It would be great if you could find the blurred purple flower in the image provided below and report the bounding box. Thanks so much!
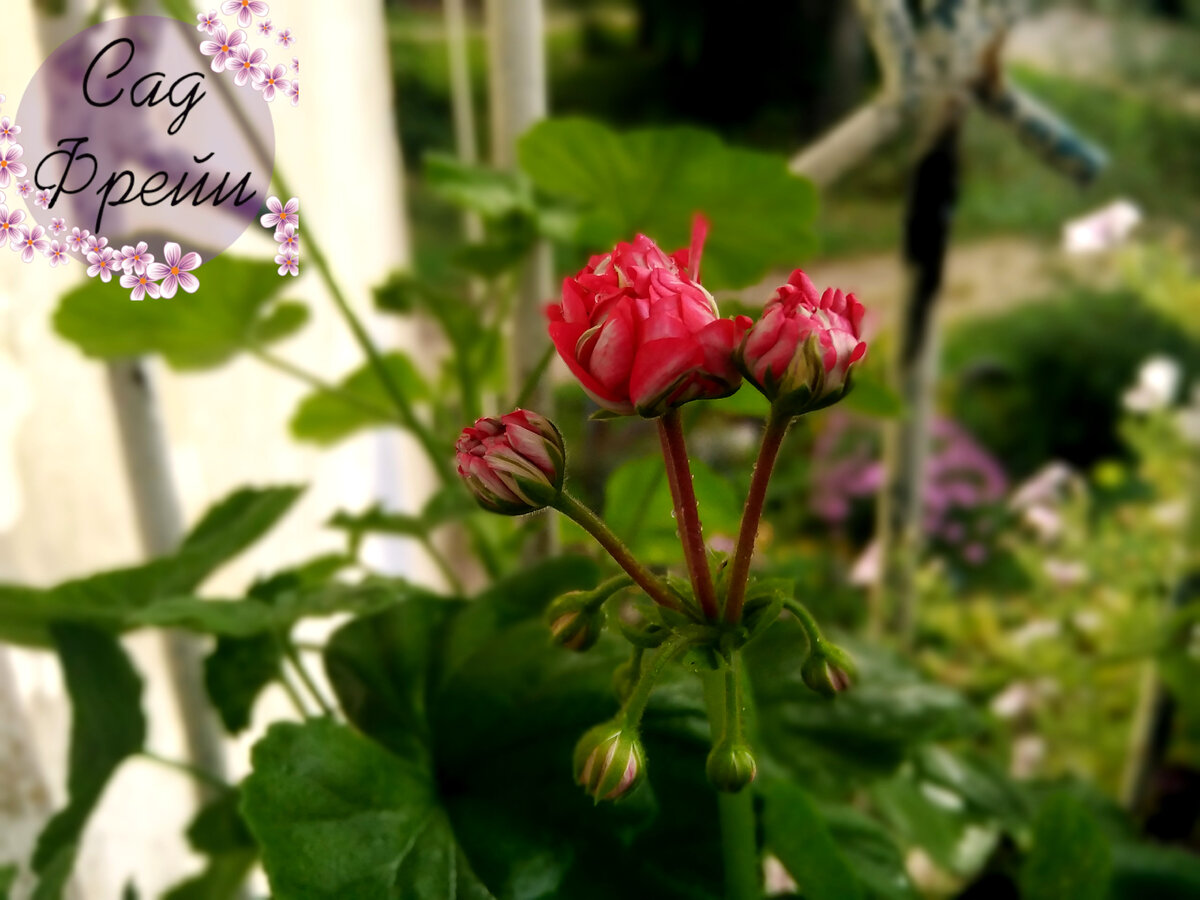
[226,45,268,87]
[45,240,69,268]
[66,227,90,253]
[49,217,65,235]
[147,242,202,297]
[0,117,19,143]
[258,19,273,36]
[200,25,247,73]
[222,0,269,28]
[86,246,119,282]
[15,180,32,198]
[0,205,24,249]
[252,64,290,101]
[34,190,50,210]
[291,57,299,73]
[197,10,220,34]
[276,28,295,48]
[86,233,108,253]
[286,80,299,107]
[274,249,298,277]
[14,224,48,263]
[261,195,298,230]
[120,271,161,302]
[274,222,299,253]
[118,241,154,276]
[0,145,25,188]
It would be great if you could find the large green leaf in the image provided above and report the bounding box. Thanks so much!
[820,804,919,900]
[289,354,429,445]
[163,790,258,900]
[1109,841,1200,900]
[761,780,865,900]
[241,719,496,900]
[518,118,818,290]
[425,152,535,220]
[1019,792,1112,900]
[0,486,304,647]
[53,256,301,369]
[32,626,146,900]
[745,621,980,789]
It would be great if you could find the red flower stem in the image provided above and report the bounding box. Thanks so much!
[555,491,681,611]
[724,407,792,624]
[657,410,720,621]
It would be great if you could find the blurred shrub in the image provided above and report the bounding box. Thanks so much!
[942,286,1200,478]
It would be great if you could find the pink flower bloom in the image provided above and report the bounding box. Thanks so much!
[736,269,867,415]
[15,181,31,198]
[45,240,69,268]
[274,249,298,277]
[120,271,162,302]
[260,195,298,230]
[200,25,247,73]
[118,242,155,275]
[226,45,268,87]
[222,0,269,28]
[49,217,65,235]
[86,246,119,282]
[0,205,24,249]
[0,117,19,143]
[34,190,50,210]
[258,19,273,36]
[274,222,299,253]
[147,242,202,298]
[291,57,299,73]
[546,219,751,417]
[196,10,220,33]
[14,224,49,263]
[286,80,299,107]
[276,28,294,48]
[85,233,108,253]
[66,227,90,253]
[252,64,290,101]
[0,144,26,188]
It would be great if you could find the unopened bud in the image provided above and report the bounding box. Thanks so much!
[455,409,565,515]
[801,642,856,698]
[573,720,646,803]
[706,740,758,793]
[546,592,606,652]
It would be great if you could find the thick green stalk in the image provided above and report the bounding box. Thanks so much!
[725,408,791,623]
[702,663,761,900]
[658,410,719,620]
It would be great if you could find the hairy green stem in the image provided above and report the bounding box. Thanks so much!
[725,409,791,624]
[658,410,719,620]
[702,663,761,900]
[555,492,681,611]
[621,635,689,725]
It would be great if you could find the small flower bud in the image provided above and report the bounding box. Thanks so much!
[455,409,565,515]
[546,591,606,652]
[706,740,758,793]
[801,642,857,698]
[736,270,866,416]
[573,720,646,803]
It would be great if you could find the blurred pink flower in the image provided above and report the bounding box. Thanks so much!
[0,205,24,249]
[196,10,220,34]
[226,45,268,87]
[66,227,90,253]
[274,249,298,277]
[33,190,50,210]
[86,246,119,282]
[276,28,295,47]
[49,217,65,235]
[287,80,299,107]
[252,64,290,101]
[0,144,26,188]
[118,242,154,276]
[260,195,298,230]
[0,117,19,143]
[274,222,299,253]
[15,180,32,198]
[258,19,273,36]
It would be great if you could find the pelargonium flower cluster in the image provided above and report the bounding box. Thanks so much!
[261,195,300,277]
[197,6,300,107]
